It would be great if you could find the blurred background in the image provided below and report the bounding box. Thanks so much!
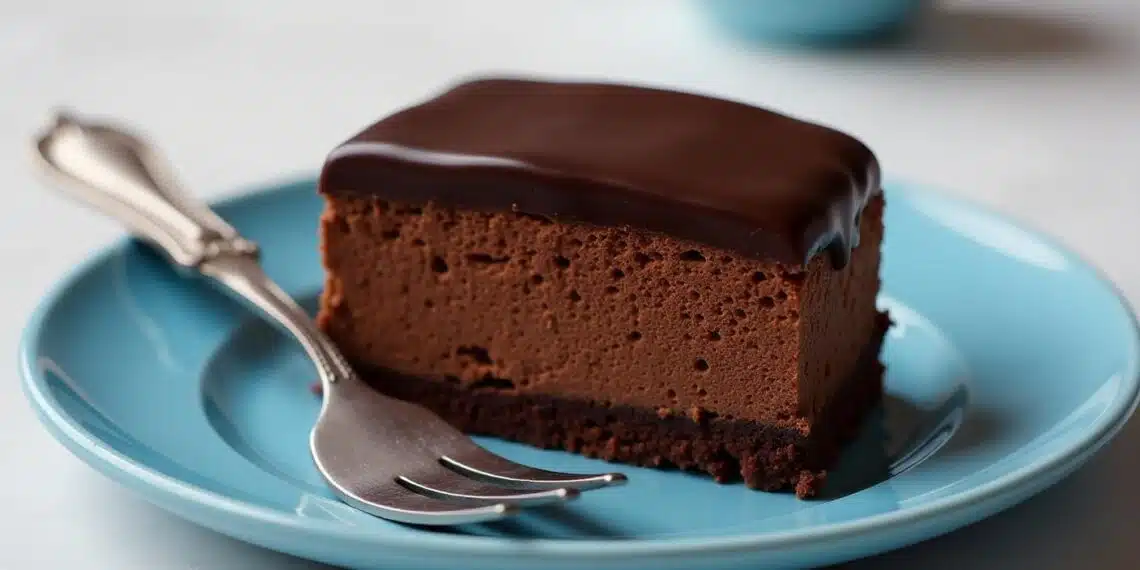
[2,0,1139,568]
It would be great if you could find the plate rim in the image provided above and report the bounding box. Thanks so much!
[19,176,1140,561]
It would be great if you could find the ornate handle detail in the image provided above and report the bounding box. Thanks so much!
[33,111,257,267]
[32,110,353,385]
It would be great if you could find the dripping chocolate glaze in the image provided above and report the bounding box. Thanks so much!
[319,77,882,269]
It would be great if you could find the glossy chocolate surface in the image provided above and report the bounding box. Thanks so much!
[319,77,881,267]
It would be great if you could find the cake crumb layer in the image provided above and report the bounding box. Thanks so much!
[317,194,884,427]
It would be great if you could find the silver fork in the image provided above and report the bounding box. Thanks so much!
[32,111,627,526]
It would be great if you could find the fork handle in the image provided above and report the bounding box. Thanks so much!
[32,110,355,385]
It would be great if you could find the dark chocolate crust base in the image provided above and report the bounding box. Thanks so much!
[357,312,888,498]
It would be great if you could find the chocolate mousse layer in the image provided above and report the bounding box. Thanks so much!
[315,77,887,496]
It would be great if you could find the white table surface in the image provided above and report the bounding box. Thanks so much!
[4,0,1140,567]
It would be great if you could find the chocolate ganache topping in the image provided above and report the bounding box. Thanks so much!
[319,77,882,268]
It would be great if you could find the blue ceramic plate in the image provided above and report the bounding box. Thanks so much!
[20,178,1140,570]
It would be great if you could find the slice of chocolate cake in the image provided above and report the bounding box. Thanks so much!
[315,77,887,498]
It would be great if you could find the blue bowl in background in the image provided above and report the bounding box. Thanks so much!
[696,0,928,45]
